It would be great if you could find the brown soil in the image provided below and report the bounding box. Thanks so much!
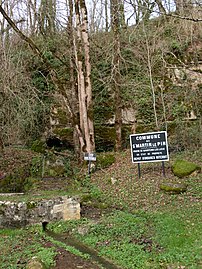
[54,247,101,269]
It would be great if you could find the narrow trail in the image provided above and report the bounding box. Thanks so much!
[46,230,122,269]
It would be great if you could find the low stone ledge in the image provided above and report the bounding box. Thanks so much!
[0,196,80,228]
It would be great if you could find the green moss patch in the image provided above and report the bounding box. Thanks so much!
[0,167,32,193]
[95,126,116,151]
[31,140,46,154]
[96,152,115,169]
[160,182,187,194]
[171,159,201,178]
[53,127,73,141]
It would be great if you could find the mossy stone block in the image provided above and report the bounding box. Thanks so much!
[45,165,66,177]
[160,182,187,194]
[172,159,201,178]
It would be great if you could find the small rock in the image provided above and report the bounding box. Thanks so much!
[160,182,187,194]
[111,177,117,184]
[26,257,47,269]
[0,172,6,180]
[77,225,90,235]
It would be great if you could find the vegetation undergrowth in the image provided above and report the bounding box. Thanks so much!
[44,235,90,260]
[0,225,56,269]
[49,206,201,269]
[0,149,201,268]
[48,149,202,269]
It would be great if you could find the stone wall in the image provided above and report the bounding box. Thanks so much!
[0,196,80,228]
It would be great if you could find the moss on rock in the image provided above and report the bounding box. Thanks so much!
[172,159,201,178]
[53,127,73,140]
[31,140,46,154]
[95,126,116,151]
[43,153,72,178]
[45,165,66,177]
[26,201,37,210]
[160,182,187,194]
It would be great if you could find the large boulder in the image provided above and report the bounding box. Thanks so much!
[171,159,201,178]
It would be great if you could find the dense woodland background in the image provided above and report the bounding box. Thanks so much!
[0,0,201,156]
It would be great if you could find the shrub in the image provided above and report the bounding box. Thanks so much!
[96,152,115,169]
[0,166,31,193]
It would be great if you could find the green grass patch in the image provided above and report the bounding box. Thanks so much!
[50,208,201,269]
[152,209,202,268]
[0,225,56,269]
[45,235,90,260]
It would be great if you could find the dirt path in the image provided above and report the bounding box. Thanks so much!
[47,230,122,269]
[54,248,101,269]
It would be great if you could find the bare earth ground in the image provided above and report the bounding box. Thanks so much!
[54,248,101,269]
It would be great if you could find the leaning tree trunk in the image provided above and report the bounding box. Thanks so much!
[155,0,166,14]
[74,0,95,154]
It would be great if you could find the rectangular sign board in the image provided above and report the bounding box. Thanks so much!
[130,131,169,163]
[84,153,96,161]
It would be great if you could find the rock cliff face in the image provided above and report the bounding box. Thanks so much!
[45,39,202,152]
[0,196,80,228]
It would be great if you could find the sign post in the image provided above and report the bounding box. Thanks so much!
[84,153,96,175]
[138,163,141,179]
[162,161,165,177]
[130,131,169,178]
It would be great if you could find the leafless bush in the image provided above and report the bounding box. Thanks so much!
[0,42,47,146]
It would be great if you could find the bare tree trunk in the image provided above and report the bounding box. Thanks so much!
[111,0,122,151]
[104,0,109,31]
[38,0,56,35]
[143,22,159,130]
[68,0,81,157]
[80,0,95,152]
[27,0,38,34]
[74,0,95,153]
[155,0,166,14]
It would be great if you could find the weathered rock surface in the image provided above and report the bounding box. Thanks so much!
[0,196,80,228]
[160,182,187,194]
